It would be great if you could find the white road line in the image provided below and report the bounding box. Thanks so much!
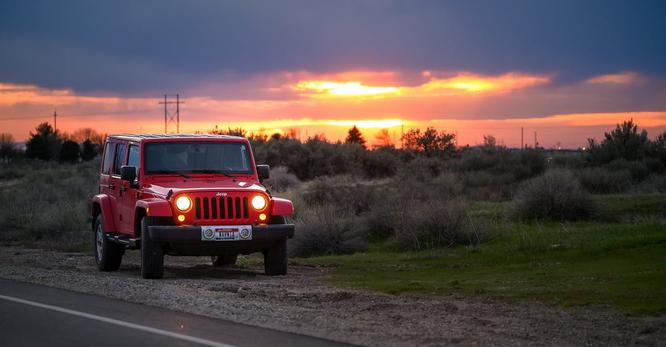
[0,293,236,347]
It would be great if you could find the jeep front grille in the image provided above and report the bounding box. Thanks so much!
[194,196,250,221]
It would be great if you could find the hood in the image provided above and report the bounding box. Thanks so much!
[143,178,267,198]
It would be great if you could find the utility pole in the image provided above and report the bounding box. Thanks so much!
[520,127,524,150]
[159,94,184,133]
[534,131,538,149]
[176,94,180,133]
[401,121,404,148]
[162,94,166,133]
[53,110,58,133]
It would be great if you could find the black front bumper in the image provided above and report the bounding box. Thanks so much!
[148,224,294,242]
[147,224,295,256]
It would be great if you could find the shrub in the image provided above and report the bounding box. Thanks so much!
[633,174,666,193]
[578,167,631,194]
[301,175,376,215]
[511,170,604,221]
[393,200,474,250]
[516,149,547,178]
[396,156,444,182]
[549,154,585,170]
[462,171,517,201]
[363,172,479,249]
[290,205,366,257]
[0,159,98,242]
[363,148,398,178]
[263,166,301,192]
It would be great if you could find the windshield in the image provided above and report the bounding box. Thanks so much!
[144,141,253,175]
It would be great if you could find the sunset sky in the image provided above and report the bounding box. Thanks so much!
[1,0,665,148]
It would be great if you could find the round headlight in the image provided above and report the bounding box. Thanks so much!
[251,195,267,211]
[175,196,192,211]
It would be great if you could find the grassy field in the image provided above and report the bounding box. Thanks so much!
[297,194,666,315]
[2,159,664,314]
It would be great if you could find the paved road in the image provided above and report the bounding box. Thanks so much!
[0,278,354,347]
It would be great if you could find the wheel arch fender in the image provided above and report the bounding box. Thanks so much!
[133,198,171,237]
[271,198,294,217]
[136,198,174,217]
[91,194,116,233]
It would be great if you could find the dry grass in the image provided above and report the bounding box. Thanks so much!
[511,170,605,221]
[290,204,367,257]
[263,166,301,192]
[0,160,98,243]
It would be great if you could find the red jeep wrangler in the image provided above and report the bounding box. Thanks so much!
[91,134,295,279]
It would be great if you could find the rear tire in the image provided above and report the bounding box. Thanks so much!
[93,215,124,271]
[211,254,238,267]
[141,217,164,279]
[264,240,287,276]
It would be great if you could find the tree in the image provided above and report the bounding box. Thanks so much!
[345,126,366,148]
[26,122,62,160]
[69,128,106,148]
[482,134,498,154]
[402,127,457,157]
[0,133,16,163]
[59,140,80,163]
[81,139,97,161]
[651,131,666,165]
[374,128,393,148]
[586,119,650,164]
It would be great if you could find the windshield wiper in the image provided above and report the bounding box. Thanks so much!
[188,169,236,179]
[150,170,191,179]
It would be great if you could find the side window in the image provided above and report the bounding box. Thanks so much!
[113,143,127,176]
[101,142,115,175]
[127,145,140,170]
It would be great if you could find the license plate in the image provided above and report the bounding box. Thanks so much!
[201,225,252,241]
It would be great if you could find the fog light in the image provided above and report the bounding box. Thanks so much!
[177,214,185,222]
[259,213,267,222]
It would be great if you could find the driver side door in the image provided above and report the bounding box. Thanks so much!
[118,143,140,235]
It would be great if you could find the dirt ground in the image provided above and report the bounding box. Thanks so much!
[0,244,664,346]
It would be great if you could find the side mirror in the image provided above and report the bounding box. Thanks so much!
[120,165,137,182]
[256,164,270,181]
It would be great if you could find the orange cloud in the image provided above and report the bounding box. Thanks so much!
[2,70,664,150]
[0,82,126,107]
[585,72,640,85]
[420,72,550,94]
[291,71,550,99]
[293,81,401,97]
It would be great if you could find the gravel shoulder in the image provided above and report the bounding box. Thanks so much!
[0,244,664,346]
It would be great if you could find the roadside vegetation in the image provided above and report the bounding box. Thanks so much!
[297,194,666,315]
[1,119,665,313]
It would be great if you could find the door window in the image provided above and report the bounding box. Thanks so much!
[127,145,140,167]
[113,143,127,176]
[101,142,115,175]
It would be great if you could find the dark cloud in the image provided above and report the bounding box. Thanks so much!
[1,0,665,94]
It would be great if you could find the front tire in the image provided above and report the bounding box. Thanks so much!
[141,217,164,279]
[264,240,287,276]
[93,215,124,271]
